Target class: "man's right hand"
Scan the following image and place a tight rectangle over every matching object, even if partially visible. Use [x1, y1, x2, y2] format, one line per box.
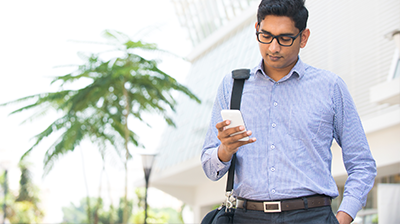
[216, 120, 256, 162]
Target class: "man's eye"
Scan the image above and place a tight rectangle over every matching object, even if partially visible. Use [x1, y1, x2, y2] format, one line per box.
[280, 37, 292, 42]
[262, 35, 272, 39]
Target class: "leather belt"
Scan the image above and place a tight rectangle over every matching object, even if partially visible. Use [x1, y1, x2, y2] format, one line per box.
[236, 195, 331, 213]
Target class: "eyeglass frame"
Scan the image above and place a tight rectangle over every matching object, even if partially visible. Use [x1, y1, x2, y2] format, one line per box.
[256, 25, 304, 47]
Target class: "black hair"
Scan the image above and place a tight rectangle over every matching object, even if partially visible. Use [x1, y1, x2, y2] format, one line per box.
[257, 0, 308, 31]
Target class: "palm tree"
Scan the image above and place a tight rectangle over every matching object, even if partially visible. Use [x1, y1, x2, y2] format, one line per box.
[1, 30, 200, 223]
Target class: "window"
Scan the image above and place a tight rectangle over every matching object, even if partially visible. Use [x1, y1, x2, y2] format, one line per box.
[388, 48, 400, 80]
[393, 57, 400, 79]
[387, 30, 400, 80]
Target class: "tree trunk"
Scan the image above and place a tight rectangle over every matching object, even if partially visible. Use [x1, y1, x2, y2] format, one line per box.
[122, 80, 130, 224]
[123, 159, 128, 223]
[94, 156, 105, 224]
[105, 168, 115, 224]
[80, 147, 92, 224]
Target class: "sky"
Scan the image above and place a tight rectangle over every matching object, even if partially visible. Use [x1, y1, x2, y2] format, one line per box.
[0, 0, 192, 222]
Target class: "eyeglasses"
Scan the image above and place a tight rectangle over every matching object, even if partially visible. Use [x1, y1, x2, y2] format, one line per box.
[256, 29, 304, 47]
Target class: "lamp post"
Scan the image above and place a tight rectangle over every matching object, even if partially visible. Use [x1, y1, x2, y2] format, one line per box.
[140, 152, 157, 224]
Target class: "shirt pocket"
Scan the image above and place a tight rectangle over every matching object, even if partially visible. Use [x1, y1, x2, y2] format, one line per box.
[288, 108, 328, 141]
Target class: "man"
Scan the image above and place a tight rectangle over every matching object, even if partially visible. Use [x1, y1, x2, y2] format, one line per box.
[201, 0, 377, 223]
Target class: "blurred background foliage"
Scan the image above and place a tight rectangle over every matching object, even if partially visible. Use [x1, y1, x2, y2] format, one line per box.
[61, 188, 184, 224]
[1, 30, 199, 223]
[0, 162, 44, 223]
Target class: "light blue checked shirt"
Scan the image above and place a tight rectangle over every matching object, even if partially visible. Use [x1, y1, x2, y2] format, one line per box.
[202, 57, 376, 219]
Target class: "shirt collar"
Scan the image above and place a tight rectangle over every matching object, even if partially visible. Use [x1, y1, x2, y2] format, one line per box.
[255, 56, 306, 81]
[291, 57, 305, 80]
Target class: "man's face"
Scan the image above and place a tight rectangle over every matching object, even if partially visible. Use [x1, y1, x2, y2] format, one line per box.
[256, 15, 309, 73]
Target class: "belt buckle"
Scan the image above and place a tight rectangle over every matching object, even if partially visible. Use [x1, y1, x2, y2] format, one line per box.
[263, 201, 281, 213]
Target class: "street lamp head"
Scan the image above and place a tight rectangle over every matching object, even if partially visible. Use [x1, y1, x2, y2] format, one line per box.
[140, 151, 158, 170]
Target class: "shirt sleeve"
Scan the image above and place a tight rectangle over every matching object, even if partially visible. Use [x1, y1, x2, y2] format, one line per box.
[201, 74, 232, 181]
[332, 76, 377, 219]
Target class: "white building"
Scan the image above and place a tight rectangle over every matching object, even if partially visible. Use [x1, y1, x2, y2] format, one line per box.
[150, 0, 400, 223]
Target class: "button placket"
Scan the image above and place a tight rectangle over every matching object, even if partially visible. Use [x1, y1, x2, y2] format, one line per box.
[268, 83, 279, 198]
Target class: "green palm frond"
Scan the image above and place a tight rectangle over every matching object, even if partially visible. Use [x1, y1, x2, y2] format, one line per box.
[20, 115, 69, 160]
[2, 29, 200, 177]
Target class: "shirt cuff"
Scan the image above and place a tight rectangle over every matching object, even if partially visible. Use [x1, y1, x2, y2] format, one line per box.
[210, 146, 231, 179]
[212, 146, 231, 170]
[337, 196, 363, 220]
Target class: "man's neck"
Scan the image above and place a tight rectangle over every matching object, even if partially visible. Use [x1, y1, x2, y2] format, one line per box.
[263, 60, 298, 82]
[264, 68, 289, 82]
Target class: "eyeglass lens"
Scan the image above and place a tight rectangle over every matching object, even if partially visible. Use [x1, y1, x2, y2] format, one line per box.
[257, 33, 294, 46]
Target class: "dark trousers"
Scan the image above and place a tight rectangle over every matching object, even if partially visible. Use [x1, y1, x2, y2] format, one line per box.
[233, 205, 339, 224]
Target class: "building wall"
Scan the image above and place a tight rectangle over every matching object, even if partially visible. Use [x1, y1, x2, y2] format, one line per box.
[152, 0, 400, 222]
[171, 0, 259, 45]
[302, 0, 400, 120]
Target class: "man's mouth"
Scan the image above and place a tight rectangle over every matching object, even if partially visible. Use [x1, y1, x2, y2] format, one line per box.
[268, 54, 282, 61]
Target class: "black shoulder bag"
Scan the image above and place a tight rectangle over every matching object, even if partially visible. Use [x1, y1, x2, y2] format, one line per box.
[201, 69, 250, 224]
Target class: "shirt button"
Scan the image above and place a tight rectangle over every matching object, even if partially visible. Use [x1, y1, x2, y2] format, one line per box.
[271, 167, 275, 172]
[271, 189, 276, 193]
[271, 145, 275, 149]
[274, 102, 278, 106]
[272, 123, 276, 128]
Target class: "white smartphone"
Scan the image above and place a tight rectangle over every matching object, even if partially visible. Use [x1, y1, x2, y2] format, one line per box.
[221, 109, 249, 141]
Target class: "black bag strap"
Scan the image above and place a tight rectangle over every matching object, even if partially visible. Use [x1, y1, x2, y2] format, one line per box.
[226, 69, 250, 192]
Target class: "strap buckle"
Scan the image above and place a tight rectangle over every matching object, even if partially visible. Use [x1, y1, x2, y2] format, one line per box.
[263, 201, 281, 213]
[224, 191, 236, 212]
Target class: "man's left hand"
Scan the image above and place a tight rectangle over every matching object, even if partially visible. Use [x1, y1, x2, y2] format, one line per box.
[336, 211, 353, 224]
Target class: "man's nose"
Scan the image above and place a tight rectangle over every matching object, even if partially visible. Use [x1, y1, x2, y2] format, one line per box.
[268, 38, 281, 53]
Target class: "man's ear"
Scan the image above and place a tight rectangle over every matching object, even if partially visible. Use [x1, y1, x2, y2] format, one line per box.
[255, 22, 260, 41]
[300, 28, 310, 48]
